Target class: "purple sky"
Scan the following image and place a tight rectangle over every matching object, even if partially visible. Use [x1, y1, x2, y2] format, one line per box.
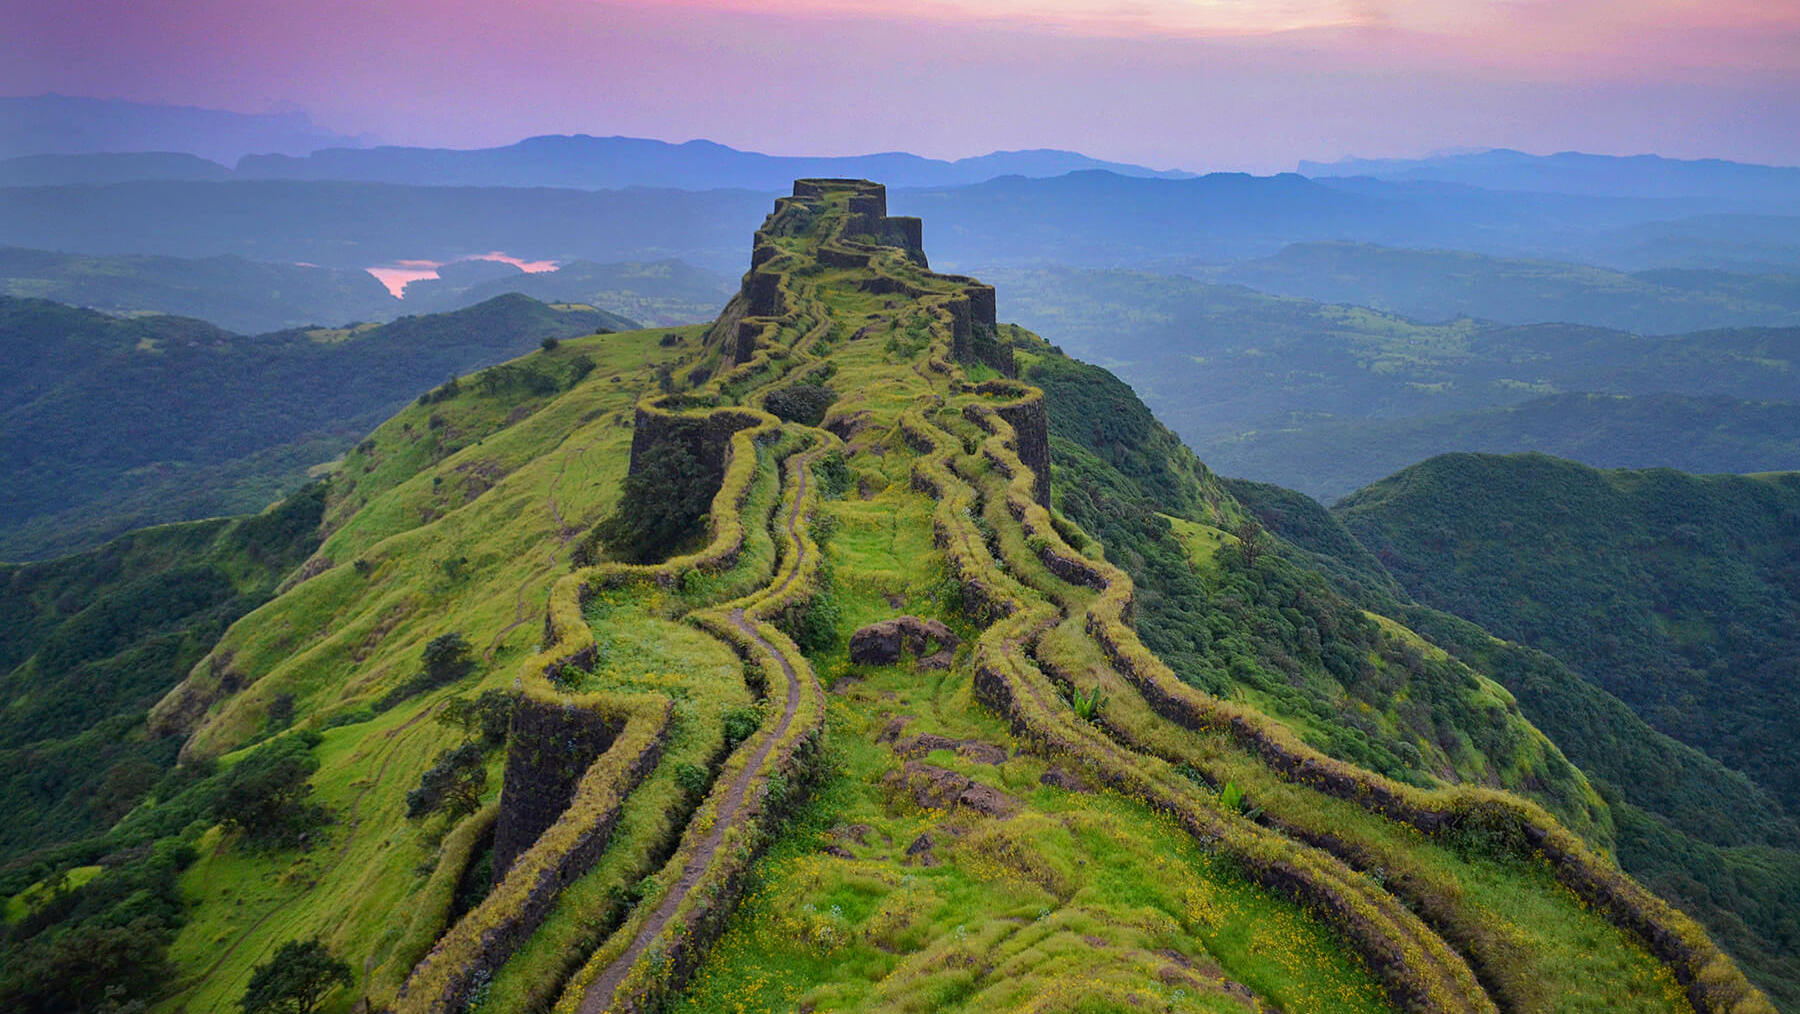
[6, 0, 1799, 171]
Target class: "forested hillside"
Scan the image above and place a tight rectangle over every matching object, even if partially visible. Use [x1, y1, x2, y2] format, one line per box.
[1335, 454, 1800, 819]
[1233, 476, 1800, 1009]
[0, 294, 631, 559]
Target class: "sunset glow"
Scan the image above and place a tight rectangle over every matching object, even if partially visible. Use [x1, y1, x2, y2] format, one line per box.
[4, 0, 1797, 169]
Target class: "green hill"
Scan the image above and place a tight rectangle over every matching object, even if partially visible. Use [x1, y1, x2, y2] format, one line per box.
[1206, 392, 1800, 503]
[0, 182, 1772, 1014]
[1233, 476, 1800, 1009]
[1335, 453, 1800, 821]
[0, 293, 634, 560]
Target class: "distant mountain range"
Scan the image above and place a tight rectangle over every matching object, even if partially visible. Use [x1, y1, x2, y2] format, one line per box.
[0, 94, 370, 164]
[0, 128, 1194, 191]
[1301, 148, 1800, 209]
[231, 134, 1197, 189]
[13, 170, 1793, 278]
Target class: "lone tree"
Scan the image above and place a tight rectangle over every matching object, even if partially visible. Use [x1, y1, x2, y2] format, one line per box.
[405, 743, 488, 820]
[1234, 517, 1270, 570]
[420, 632, 475, 688]
[239, 938, 350, 1014]
[215, 733, 325, 849]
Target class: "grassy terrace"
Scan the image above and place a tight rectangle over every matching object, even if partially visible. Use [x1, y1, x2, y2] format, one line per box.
[122, 180, 1771, 1014]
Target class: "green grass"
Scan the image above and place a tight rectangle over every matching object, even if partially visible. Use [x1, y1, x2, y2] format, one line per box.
[3, 865, 102, 923]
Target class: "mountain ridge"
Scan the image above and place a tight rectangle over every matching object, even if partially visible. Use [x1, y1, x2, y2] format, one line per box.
[0, 178, 1774, 1014]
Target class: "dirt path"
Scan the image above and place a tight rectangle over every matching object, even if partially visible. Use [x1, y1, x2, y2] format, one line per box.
[576, 449, 817, 1014]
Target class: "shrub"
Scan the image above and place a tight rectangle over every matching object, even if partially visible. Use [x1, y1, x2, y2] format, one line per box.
[673, 761, 710, 798]
[722, 707, 762, 749]
[764, 383, 836, 426]
[540, 337, 560, 352]
[406, 744, 488, 821]
[814, 452, 851, 499]
[238, 938, 351, 1014]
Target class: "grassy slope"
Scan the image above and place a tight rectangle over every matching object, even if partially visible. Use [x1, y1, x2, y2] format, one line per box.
[146, 327, 689, 1012]
[0, 293, 632, 561]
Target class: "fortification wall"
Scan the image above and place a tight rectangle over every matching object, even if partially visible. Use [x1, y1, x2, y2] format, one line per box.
[626, 404, 766, 484]
[491, 699, 623, 880]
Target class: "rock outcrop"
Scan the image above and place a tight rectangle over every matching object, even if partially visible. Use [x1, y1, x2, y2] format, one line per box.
[848, 616, 960, 666]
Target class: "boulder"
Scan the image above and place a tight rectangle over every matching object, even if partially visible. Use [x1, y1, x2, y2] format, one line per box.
[849, 616, 960, 667]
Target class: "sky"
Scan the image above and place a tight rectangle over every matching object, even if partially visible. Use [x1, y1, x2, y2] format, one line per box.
[5, 0, 1799, 172]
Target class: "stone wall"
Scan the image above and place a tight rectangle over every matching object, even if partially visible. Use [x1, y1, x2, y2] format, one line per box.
[626, 405, 765, 486]
[491, 698, 622, 881]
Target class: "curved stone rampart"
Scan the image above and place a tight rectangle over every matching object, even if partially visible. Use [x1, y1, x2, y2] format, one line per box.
[491, 700, 624, 881]
[957, 361, 1775, 1014]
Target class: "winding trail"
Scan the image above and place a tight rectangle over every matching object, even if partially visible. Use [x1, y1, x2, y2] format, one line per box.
[576, 448, 819, 1014]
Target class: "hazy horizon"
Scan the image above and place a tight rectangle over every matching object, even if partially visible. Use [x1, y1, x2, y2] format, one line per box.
[6, 0, 1797, 175]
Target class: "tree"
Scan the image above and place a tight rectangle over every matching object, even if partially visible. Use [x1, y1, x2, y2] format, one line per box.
[421, 632, 475, 688]
[437, 689, 515, 746]
[238, 939, 351, 1014]
[405, 743, 488, 820]
[0, 917, 172, 1014]
[1234, 517, 1270, 569]
[587, 443, 715, 563]
[214, 734, 325, 848]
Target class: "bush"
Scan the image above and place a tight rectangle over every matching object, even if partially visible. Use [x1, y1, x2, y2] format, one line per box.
[588, 443, 715, 564]
[405, 744, 488, 821]
[814, 452, 851, 499]
[673, 761, 710, 798]
[238, 938, 351, 1014]
[722, 707, 762, 749]
[213, 733, 326, 849]
[764, 383, 836, 426]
